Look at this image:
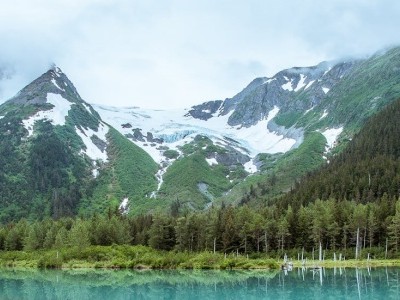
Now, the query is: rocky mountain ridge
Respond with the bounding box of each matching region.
[1,46,400,219]
[96,58,359,173]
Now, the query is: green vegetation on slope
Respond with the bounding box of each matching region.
[274,111,303,128]
[222,131,326,206]
[281,98,400,208]
[107,128,158,198]
[159,136,239,210]
[224,48,400,209]
[67,103,100,131]
[160,152,232,209]
[80,128,158,216]
[0,111,91,222]
[298,47,400,133]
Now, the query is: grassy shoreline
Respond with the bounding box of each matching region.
[291,259,400,268]
[1,245,400,270]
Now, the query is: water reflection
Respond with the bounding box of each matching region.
[281,265,400,299]
[0,267,399,299]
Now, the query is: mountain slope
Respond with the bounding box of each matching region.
[2,46,400,220]
[277,97,400,209]
[97,46,400,208]
[0,67,158,221]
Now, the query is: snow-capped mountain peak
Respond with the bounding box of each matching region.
[3,67,110,169]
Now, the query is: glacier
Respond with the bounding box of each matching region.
[93,104,302,164]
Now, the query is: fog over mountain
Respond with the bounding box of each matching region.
[1,1,400,108]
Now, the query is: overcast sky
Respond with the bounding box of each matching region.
[0,0,400,109]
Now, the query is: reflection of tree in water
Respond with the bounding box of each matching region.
[0,268,399,299]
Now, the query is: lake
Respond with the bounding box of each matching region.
[0,267,399,299]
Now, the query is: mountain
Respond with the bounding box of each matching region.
[277,97,400,209]
[1,46,400,221]
[93,60,351,208]
[0,67,157,222]
[97,46,400,207]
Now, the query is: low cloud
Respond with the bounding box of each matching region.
[1,0,400,108]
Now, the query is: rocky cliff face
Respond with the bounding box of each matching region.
[9,67,78,105]
[220,61,358,127]
[96,48,400,177]
[186,100,223,120]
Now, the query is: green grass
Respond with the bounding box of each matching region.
[294,259,400,269]
[163,149,179,159]
[0,245,280,270]
[274,111,303,128]
[3,245,400,270]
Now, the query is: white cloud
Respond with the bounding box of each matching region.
[1,0,400,108]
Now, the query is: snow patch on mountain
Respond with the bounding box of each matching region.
[51,79,64,91]
[321,127,343,149]
[94,104,299,165]
[281,74,307,92]
[22,93,72,136]
[75,123,109,162]
[54,67,63,77]
[322,87,330,94]
[211,136,250,156]
[82,102,94,114]
[206,157,218,166]
[119,198,129,214]
[134,140,167,164]
[304,107,314,114]
[244,160,258,173]
[304,80,315,90]
[319,110,328,120]
[294,74,307,92]
[230,106,297,154]
[281,80,293,91]
[92,168,99,178]
[263,78,276,84]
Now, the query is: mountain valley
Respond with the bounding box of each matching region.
[1,46,400,220]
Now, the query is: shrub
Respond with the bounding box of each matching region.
[37,252,63,269]
[163,150,179,159]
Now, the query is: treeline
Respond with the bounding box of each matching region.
[1,196,400,258]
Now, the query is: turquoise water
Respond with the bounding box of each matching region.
[0,267,399,299]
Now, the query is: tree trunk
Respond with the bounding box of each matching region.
[363,227,367,249]
[355,227,360,259]
[213,238,216,254]
[319,241,322,261]
[385,238,388,259]
[264,232,268,253]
